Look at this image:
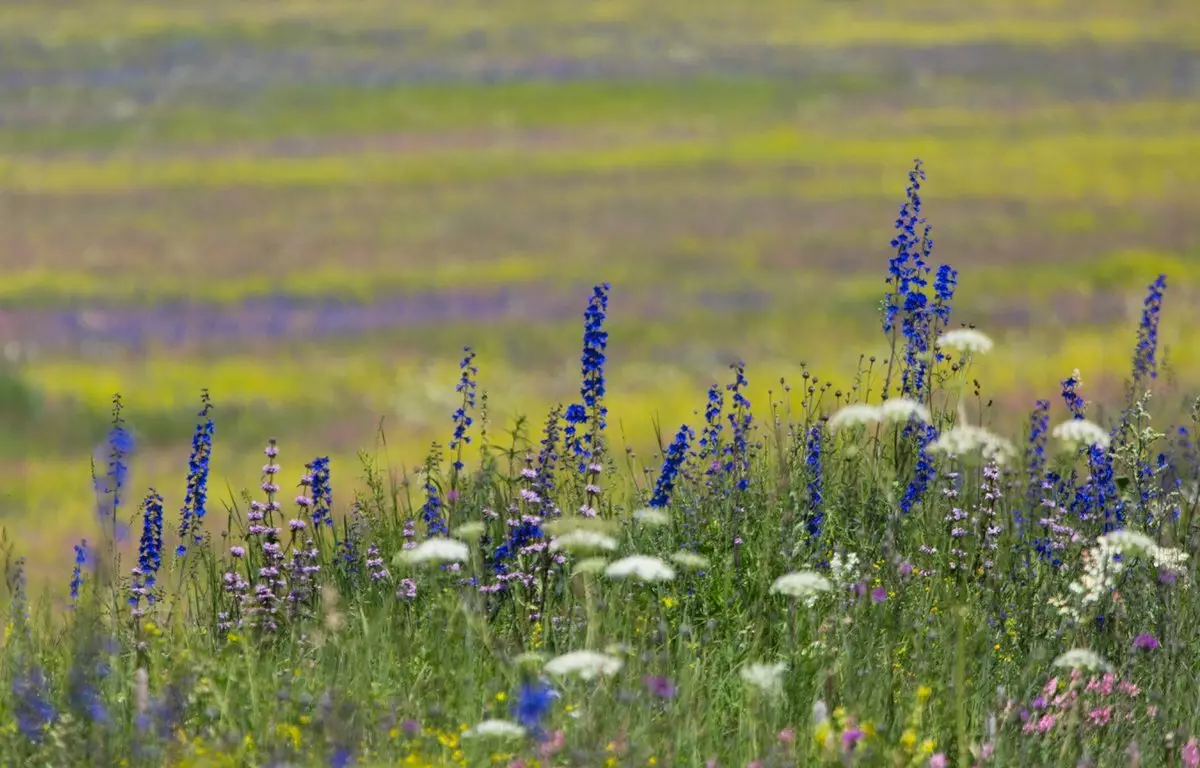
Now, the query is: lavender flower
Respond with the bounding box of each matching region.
[1133,633,1159,651]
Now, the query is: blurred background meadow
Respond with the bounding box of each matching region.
[2,0,1198,588]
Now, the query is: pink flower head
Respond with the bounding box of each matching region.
[870,586,888,603]
[1183,738,1200,768]
[929,755,948,768]
[841,727,866,752]
[777,727,796,745]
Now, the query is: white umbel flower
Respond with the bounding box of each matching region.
[632,508,670,526]
[453,521,486,541]
[395,538,470,566]
[929,424,1017,465]
[1051,419,1111,449]
[1052,648,1110,672]
[770,571,833,605]
[740,661,788,694]
[669,551,711,570]
[572,557,610,576]
[550,530,619,553]
[936,329,994,355]
[879,398,932,425]
[463,719,526,739]
[605,555,676,582]
[544,650,623,680]
[828,404,882,431]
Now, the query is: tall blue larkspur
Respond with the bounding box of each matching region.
[176,390,214,556]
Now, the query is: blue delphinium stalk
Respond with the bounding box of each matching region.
[449,347,478,474]
[94,395,135,543]
[723,362,753,493]
[805,425,824,543]
[650,425,693,508]
[534,405,562,516]
[131,490,164,616]
[564,283,611,516]
[1061,371,1086,420]
[69,539,88,605]
[1023,399,1052,536]
[308,457,333,528]
[12,665,56,742]
[880,160,956,401]
[176,390,214,556]
[420,445,446,537]
[900,424,938,515]
[698,384,724,468]
[1132,274,1167,387]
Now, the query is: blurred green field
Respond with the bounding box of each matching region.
[1,0,1198,589]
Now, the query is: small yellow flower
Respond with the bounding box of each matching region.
[299,715,311,726]
[649,758,658,766]
[919,738,936,755]
[916,685,932,703]
[242,733,255,752]
[661,596,678,609]
[495,691,507,702]
[900,729,917,751]
[389,727,400,740]
[275,723,301,751]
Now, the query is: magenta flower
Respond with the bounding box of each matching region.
[929,755,948,768]
[643,675,677,699]
[870,586,888,603]
[1182,738,1200,768]
[1133,632,1159,651]
[841,726,865,752]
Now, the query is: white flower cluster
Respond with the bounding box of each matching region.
[1052,648,1110,672]
[740,661,788,695]
[770,571,833,606]
[544,650,623,680]
[829,551,860,586]
[929,424,1016,465]
[936,328,995,355]
[1051,419,1111,450]
[1055,529,1190,620]
[605,555,676,582]
[828,398,931,431]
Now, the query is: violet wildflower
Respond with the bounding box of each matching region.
[94,395,135,541]
[841,726,866,752]
[1133,633,1159,651]
[176,390,214,556]
[69,539,88,605]
[870,586,888,603]
[650,425,692,508]
[643,675,678,699]
[1183,738,1199,768]
[900,424,938,514]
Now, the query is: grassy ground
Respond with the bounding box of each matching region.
[0,0,1197,583]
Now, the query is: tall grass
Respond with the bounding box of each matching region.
[3,161,1199,767]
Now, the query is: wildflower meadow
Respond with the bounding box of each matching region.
[4,161,1200,768]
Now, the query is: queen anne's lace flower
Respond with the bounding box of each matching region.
[1051,419,1111,449]
[550,531,619,553]
[740,661,788,694]
[463,719,526,739]
[605,555,676,582]
[1052,649,1110,672]
[770,571,833,605]
[669,551,710,570]
[544,651,623,680]
[396,538,470,566]
[929,424,1016,465]
[828,404,882,431]
[936,329,994,355]
[632,508,670,526]
[879,398,933,425]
